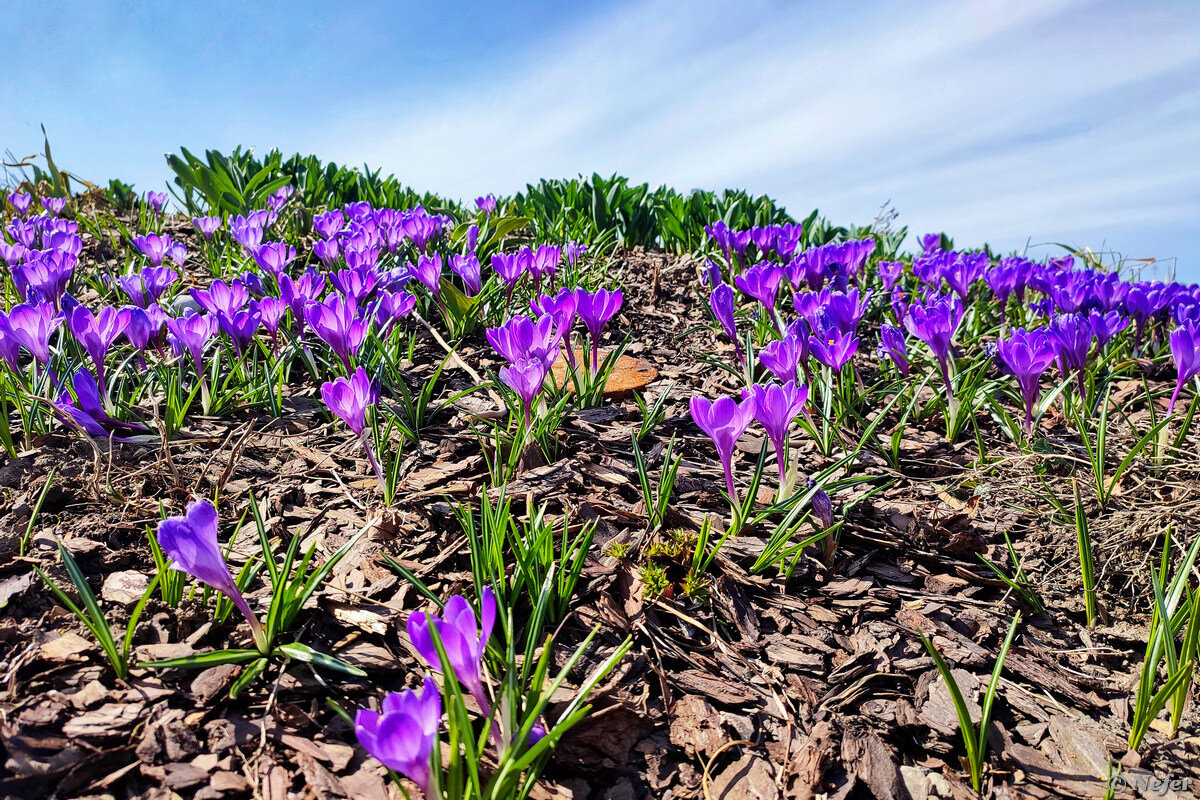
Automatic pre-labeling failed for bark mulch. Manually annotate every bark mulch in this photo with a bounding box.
[1,243,1197,799]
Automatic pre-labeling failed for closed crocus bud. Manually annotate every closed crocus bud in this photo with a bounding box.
[355,676,441,797]
[574,288,622,371]
[759,335,804,384]
[903,292,964,399]
[878,324,909,376]
[450,253,483,296]
[320,366,378,438]
[499,357,548,426]
[145,191,167,213]
[811,485,833,529]
[744,381,809,485]
[995,328,1057,433]
[157,499,267,651]
[1168,322,1200,414]
[709,282,743,366]
[690,394,757,502]
[414,253,443,296]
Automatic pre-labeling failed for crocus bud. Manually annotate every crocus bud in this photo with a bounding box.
[157,500,267,652]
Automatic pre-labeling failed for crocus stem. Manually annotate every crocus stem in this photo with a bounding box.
[940,359,954,403]
[359,434,388,497]
[242,603,269,654]
[564,333,577,370]
[721,456,738,503]
[773,440,787,488]
[1167,381,1183,415]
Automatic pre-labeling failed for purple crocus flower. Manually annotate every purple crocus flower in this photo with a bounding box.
[500,358,549,425]
[1087,309,1130,349]
[312,238,341,268]
[237,271,265,298]
[145,191,168,214]
[919,233,941,253]
[450,254,483,296]
[371,290,417,338]
[251,243,296,280]
[313,210,345,240]
[192,279,249,318]
[256,297,287,346]
[529,245,561,291]
[192,216,222,239]
[7,192,32,217]
[59,368,145,435]
[132,233,175,267]
[306,295,368,372]
[807,323,859,372]
[267,185,294,211]
[165,311,217,383]
[118,266,179,308]
[878,324,909,376]
[812,485,834,529]
[943,253,988,300]
[486,314,562,368]
[320,366,387,492]
[903,293,964,399]
[157,499,267,651]
[15,251,74,305]
[531,287,580,368]
[1048,313,1094,397]
[5,302,61,367]
[0,316,19,372]
[689,394,757,501]
[41,197,66,216]
[123,306,156,356]
[407,587,497,711]
[491,252,529,300]
[744,381,809,486]
[994,328,1057,434]
[67,305,131,391]
[476,195,497,216]
[355,676,441,796]
[414,253,443,296]
[1168,323,1200,414]
[219,304,262,357]
[735,263,784,313]
[877,261,904,293]
[710,283,743,367]
[700,259,723,288]
[279,270,326,339]
[575,288,623,371]
[0,241,25,268]
[564,241,587,267]
[330,267,378,306]
[320,366,379,438]
[55,384,121,440]
[466,224,480,253]
[759,334,805,384]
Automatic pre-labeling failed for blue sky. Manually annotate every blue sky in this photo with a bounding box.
[4,0,1199,279]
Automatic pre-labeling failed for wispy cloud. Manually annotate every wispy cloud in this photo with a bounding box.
[315,0,1200,273]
